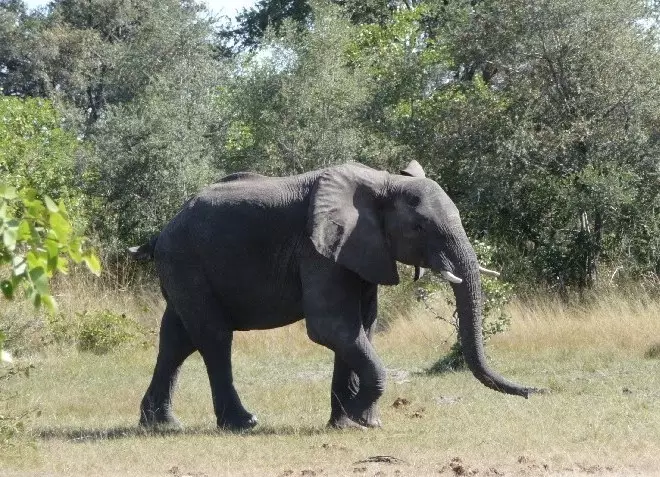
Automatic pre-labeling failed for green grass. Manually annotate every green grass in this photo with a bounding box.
[2,288,660,476]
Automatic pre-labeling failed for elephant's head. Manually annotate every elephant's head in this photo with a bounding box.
[308,161,537,398]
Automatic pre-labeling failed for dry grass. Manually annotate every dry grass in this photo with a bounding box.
[2,280,660,476]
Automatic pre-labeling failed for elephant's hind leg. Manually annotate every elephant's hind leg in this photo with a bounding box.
[158,261,257,431]
[197,329,257,431]
[140,306,194,429]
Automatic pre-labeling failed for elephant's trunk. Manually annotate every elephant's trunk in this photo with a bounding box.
[445,235,536,398]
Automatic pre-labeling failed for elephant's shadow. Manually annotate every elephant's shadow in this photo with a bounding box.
[36,424,328,442]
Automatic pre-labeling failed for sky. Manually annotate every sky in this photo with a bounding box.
[23,0,256,17]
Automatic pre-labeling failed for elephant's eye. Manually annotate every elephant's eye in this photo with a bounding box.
[413,223,424,233]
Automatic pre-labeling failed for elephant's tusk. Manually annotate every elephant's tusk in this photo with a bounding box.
[440,270,463,284]
[414,266,426,281]
[479,266,501,278]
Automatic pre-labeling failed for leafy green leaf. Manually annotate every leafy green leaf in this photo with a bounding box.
[28,267,50,296]
[49,212,71,243]
[40,293,58,314]
[17,219,32,241]
[68,237,83,262]
[0,184,18,200]
[44,196,59,213]
[83,252,101,276]
[2,219,19,251]
[12,256,27,276]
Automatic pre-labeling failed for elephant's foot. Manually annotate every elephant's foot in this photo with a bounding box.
[330,402,381,429]
[327,415,367,430]
[217,412,258,432]
[139,407,183,431]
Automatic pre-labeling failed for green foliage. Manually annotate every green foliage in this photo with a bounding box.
[0,184,100,312]
[50,0,227,247]
[75,310,147,354]
[363,0,660,290]
[3,0,660,296]
[216,1,403,175]
[219,0,402,53]
[0,96,86,225]
[48,309,148,354]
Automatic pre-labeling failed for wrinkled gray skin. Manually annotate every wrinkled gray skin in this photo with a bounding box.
[133,162,537,431]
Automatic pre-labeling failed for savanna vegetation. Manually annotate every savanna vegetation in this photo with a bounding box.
[1,0,660,475]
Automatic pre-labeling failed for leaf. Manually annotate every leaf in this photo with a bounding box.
[26,250,49,272]
[83,252,101,276]
[44,196,59,213]
[0,280,13,299]
[56,256,69,274]
[40,293,58,314]
[29,289,41,308]
[68,237,83,262]
[28,267,50,296]
[0,184,17,200]
[57,199,68,216]
[17,219,32,241]
[12,256,26,276]
[49,212,71,243]
[2,219,19,251]
[45,238,60,273]
[25,198,46,219]
[21,188,37,201]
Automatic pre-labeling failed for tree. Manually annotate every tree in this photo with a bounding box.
[0,96,87,222]
[356,0,660,289]
[83,0,225,248]
[0,100,101,363]
[218,0,415,53]
[215,2,403,176]
[0,0,50,97]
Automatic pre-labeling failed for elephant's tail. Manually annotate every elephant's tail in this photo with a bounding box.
[127,235,158,261]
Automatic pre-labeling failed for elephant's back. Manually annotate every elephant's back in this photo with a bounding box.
[154,171,315,328]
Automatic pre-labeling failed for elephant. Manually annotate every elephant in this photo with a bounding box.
[130,161,539,431]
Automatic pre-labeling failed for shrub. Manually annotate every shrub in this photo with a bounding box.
[75,310,146,354]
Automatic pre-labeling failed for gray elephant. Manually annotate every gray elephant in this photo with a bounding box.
[130,161,538,431]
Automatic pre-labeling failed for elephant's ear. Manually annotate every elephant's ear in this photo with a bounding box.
[400,159,425,178]
[308,163,399,285]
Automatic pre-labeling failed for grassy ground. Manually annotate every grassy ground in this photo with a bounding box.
[1,283,660,476]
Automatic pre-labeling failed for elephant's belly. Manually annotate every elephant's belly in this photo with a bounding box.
[232,312,304,331]
[225,299,304,331]
[212,278,305,331]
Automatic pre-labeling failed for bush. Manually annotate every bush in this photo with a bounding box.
[49,309,147,354]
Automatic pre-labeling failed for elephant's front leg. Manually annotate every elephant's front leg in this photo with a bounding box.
[302,260,386,429]
[329,284,382,429]
[329,355,382,428]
